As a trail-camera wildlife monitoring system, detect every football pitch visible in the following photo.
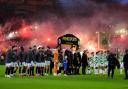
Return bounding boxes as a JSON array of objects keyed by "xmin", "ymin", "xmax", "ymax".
[{"xmin": 0, "ymin": 65, "xmax": 128, "ymax": 89}]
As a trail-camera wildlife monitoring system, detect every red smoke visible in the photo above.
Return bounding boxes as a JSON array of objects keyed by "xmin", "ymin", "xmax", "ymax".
[
  {"xmin": 19, "ymin": 26, "xmax": 33, "ymax": 39},
  {"xmin": 0, "ymin": 1, "xmax": 128, "ymax": 52}
]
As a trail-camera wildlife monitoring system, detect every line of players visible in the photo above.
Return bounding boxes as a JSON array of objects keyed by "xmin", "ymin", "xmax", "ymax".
[
  {"xmin": 5, "ymin": 45, "xmax": 124, "ymax": 78},
  {"xmin": 87, "ymin": 51, "xmax": 123, "ymax": 75},
  {"xmin": 5, "ymin": 45, "xmax": 54, "ymax": 77}
]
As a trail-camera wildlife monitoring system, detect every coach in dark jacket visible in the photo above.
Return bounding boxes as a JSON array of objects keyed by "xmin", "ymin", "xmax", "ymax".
[
  {"xmin": 72, "ymin": 52, "xmax": 78, "ymax": 75},
  {"xmin": 123, "ymin": 50, "xmax": 128, "ymax": 79},
  {"xmin": 107, "ymin": 53, "xmax": 120, "ymax": 78},
  {"xmin": 81, "ymin": 50, "xmax": 88, "ymax": 74}
]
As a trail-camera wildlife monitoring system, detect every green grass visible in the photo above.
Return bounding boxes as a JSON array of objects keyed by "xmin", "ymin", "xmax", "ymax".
[{"xmin": 0, "ymin": 65, "xmax": 128, "ymax": 89}]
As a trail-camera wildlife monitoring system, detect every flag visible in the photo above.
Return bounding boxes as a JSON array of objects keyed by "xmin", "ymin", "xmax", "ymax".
[{"xmin": 100, "ymin": 32, "xmax": 109, "ymax": 46}]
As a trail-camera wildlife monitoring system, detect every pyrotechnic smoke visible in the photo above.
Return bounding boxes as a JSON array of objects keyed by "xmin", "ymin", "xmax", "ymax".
[{"xmin": 0, "ymin": 0, "xmax": 128, "ymax": 51}]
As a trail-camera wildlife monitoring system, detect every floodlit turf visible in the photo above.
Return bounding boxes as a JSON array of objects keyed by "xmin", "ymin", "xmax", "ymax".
[{"xmin": 0, "ymin": 65, "xmax": 128, "ymax": 89}]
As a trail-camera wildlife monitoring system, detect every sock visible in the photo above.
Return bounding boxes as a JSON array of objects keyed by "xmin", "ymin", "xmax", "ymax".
[
  {"xmin": 105, "ymin": 68, "xmax": 107, "ymax": 74},
  {"xmin": 47, "ymin": 68, "xmax": 49, "ymax": 74},
  {"xmin": 36, "ymin": 67, "xmax": 38, "ymax": 74},
  {"xmin": 27, "ymin": 68, "xmax": 30, "ymax": 75},
  {"xmin": 88, "ymin": 69, "xmax": 91, "ymax": 74},
  {"xmin": 32, "ymin": 67, "xmax": 34, "ymax": 76},
  {"xmin": 41, "ymin": 67, "xmax": 44, "ymax": 75},
  {"xmin": 102, "ymin": 70, "xmax": 105, "ymax": 74},
  {"xmin": 5, "ymin": 67, "xmax": 8, "ymax": 75},
  {"xmin": 44, "ymin": 68, "xmax": 46, "ymax": 74},
  {"xmin": 8, "ymin": 67, "xmax": 11, "ymax": 75},
  {"xmin": 22, "ymin": 67, "xmax": 26, "ymax": 74},
  {"xmin": 94, "ymin": 69, "xmax": 96, "ymax": 74},
  {"xmin": 11, "ymin": 67, "xmax": 14, "ymax": 75},
  {"xmin": 19, "ymin": 67, "xmax": 21, "ymax": 74},
  {"xmin": 94, "ymin": 69, "xmax": 98, "ymax": 74},
  {"xmin": 99, "ymin": 69, "xmax": 102, "ymax": 74},
  {"xmin": 38, "ymin": 67, "xmax": 41, "ymax": 74},
  {"xmin": 120, "ymin": 69, "xmax": 123, "ymax": 74}
]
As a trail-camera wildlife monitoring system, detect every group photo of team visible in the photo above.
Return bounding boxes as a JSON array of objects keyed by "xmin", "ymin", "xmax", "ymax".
[{"xmin": 3, "ymin": 44, "xmax": 128, "ymax": 80}]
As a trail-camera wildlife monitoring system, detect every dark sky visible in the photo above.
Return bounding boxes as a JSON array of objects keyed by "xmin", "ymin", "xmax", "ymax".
[
  {"xmin": 91, "ymin": 0, "xmax": 128, "ymax": 4},
  {"xmin": 54, "ymin": 0, "xmax": 128, "ymax": 17},
  {"xmin": 37, "ymin": 0, "xmax": 128, "ymax": 49},
  {"xmin": 0, "ymin": 0, "xmax": 128, "ymax": 50}
]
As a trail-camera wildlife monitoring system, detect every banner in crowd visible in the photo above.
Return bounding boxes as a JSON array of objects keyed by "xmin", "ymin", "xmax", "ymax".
[{"xmin": 99, "ymin": 32, "xmax": 109, "ymax": 48}]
